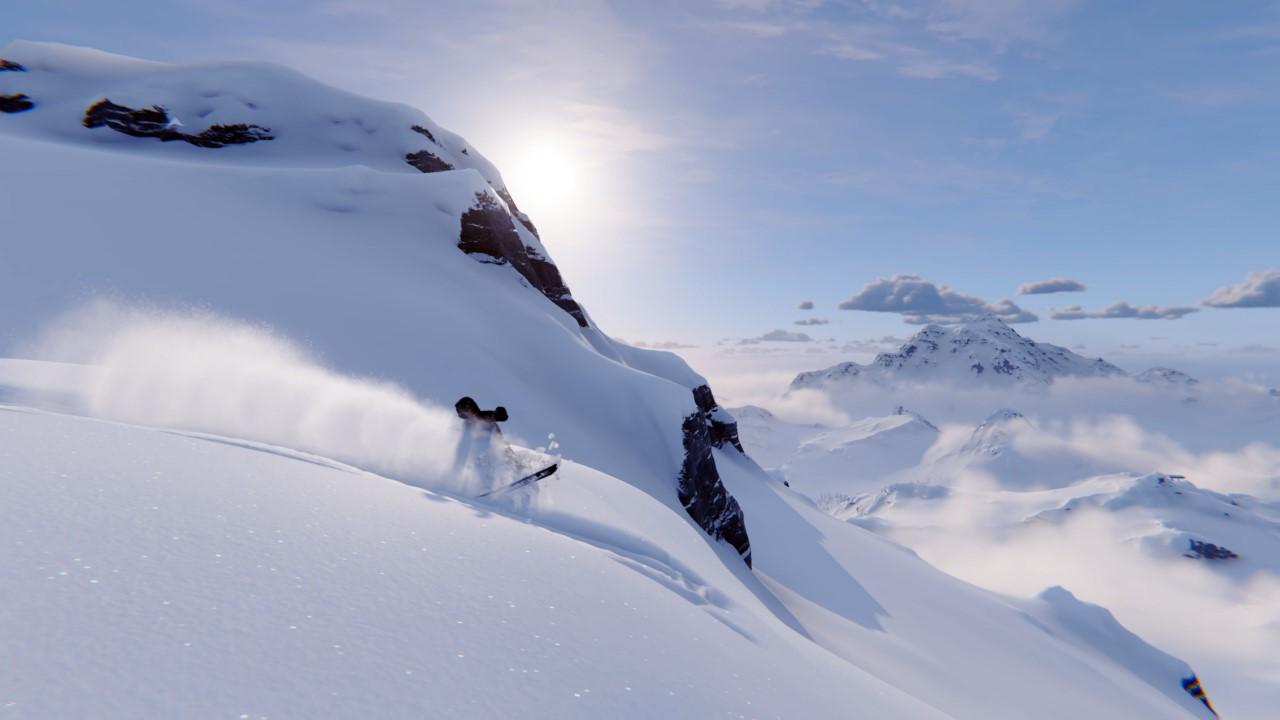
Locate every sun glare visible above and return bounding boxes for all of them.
[503,137,583,217]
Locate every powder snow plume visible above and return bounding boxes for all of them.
[21,301,498,495]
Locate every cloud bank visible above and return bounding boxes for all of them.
[1202,269,1280,308]
[839,274,1038,324]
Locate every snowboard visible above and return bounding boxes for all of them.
[475,463,559,498]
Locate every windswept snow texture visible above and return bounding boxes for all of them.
[0,41,1223,720]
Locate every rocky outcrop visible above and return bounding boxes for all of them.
[405,127,537,237]
[1185,539,1237,561]
[458,192,588,327]
[692,384,745,453]
[492,187,540,237]
[83,99,273,148]
[1181,675,1219,717]
[404,149,452,173]
[1,93,34,113]
[678,411,752,567]
[410,124,438,144]
[0,58,25,71]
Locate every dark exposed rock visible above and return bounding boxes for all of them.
[183,123,273,148]
[1184,539,1238,561]
[83,99,273,148]
[405,126,539,235]
[494,186,540,237]
[410,123,437,144]
[0,58,26,71]
[692,384,745,453]
[678,411,751,567]
[458,192,588,327]
[0,93,34,113]
[405,149,453,173]
[1181,674,1219,717]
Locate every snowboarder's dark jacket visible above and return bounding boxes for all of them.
[455,397,508,433]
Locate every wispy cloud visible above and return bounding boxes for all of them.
[1052,302,1199,321]
[1008,108,1062,141]
[739,329,815,344]
[1019,277,1086,295]
[628,339,698,349]
[921,0,1080,47]
[1241,344,1278,354]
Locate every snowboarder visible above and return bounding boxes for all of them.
[452,396,557,498]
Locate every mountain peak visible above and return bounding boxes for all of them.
[960,408,1032,456]
[1136,367,1199,387]
[792,318,1125,390]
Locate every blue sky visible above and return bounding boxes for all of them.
[5,1,1278,381]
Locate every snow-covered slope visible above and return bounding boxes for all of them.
[0,39,751,566]
[733,405,939,497]
[0,406,942,719]
[0,42,1224,719]
[792,317,1125,389]
[0,404,1218,719]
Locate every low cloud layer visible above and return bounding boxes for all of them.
[1018,277,1086,295]
[797,300,815,310]
[1052,302,1198,321]
[741,329,814,344]
[629,339,697,349]
[839,274,1038,324]
[840,335,908,353]
[1202,269,1280,308]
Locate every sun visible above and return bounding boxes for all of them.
[503,136,583,218]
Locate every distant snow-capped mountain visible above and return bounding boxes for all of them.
[1136,368,1200,387]
[731,404,939,496]
[792,317,1125,389]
